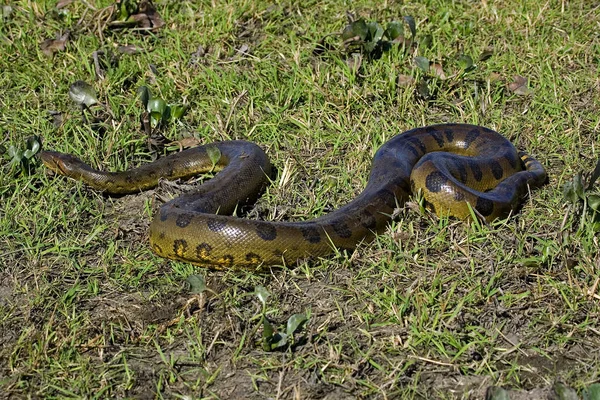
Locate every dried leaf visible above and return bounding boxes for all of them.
[489,72,502,82]
[430,63,446,79]
[508,75,532,95]
[345,53,362,73]
[167,137,200,151]
[40,32,70,57]
[397,74,415,86]
[108,0,164,31]
[117,45,143,54]
[56,0,75,8]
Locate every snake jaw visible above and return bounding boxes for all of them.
[40,151,84,179]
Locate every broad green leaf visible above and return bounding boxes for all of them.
[403,16,416,37]
[186,274,207,294]
[457,54,474,70]
[486,387,510,400]
[147,97,167,115]
[385,21,404,40]
[364,41,377,54]
[414,56,430,72]
[286,313,308,336]
[341,24,356,41]
[262,317,274,351]
[588,194,600,212]
[419,34,433,48]
[170,104,188,120]
[23,149,35,159]
[206,145,222,169]
[26,136,41,154]
[584,383,600,400]
[366,21,384,43]
[117,0,137,21]
[344,19,368,41]
[7,145,19,159]
[563,180,578,204]
[161,104,171,121]
[270,332,288,350]
[137,86,151,108]
[572,173,585,200]
[69,81,98,107]
[149,111,162,127]
[255,285,270,306]
[553,382,579,400]
[148,98,167,126]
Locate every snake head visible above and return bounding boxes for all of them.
[39,151,86,179]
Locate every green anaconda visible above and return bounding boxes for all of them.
[40,123,547,269]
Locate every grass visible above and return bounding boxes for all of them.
[1,0,600,398]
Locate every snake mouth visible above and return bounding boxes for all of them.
[40,151,72,176]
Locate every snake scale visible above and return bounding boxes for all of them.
[41,123,546,269]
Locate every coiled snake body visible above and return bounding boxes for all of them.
[41,124,546,269]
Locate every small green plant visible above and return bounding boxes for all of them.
[69,80,100,124]
[563,158,600,231]
[137,85,188,132]
[5,136,42,175]
[340,17,415,58]
[254,285,309,352]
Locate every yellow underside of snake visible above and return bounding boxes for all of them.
[40,124,546,269]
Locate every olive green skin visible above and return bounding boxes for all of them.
[40,124,547,269]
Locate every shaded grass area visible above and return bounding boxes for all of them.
[1,0,599,398]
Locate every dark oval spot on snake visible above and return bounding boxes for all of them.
[504,151,518,169]
[219,255,234,267]
[332,221,352,239]
[475,196,494,217]
[469,161,483,182]
[176,212,193,228]
[245,252,262,263]
[407,137,427,154]
[207,218,227,232]
[490,160,504,180]
[359,210,377,230]
[444,129,454,142]
[403,142,420,158]
[425,171,448,193]
[255,223,277,241]
[426,127,445,148]
[464,128,481,148]
[173,239,188,256]
[450,158,467,183]
[382,188,398,207]
[196,243,212,259]
[300,227,321,244]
